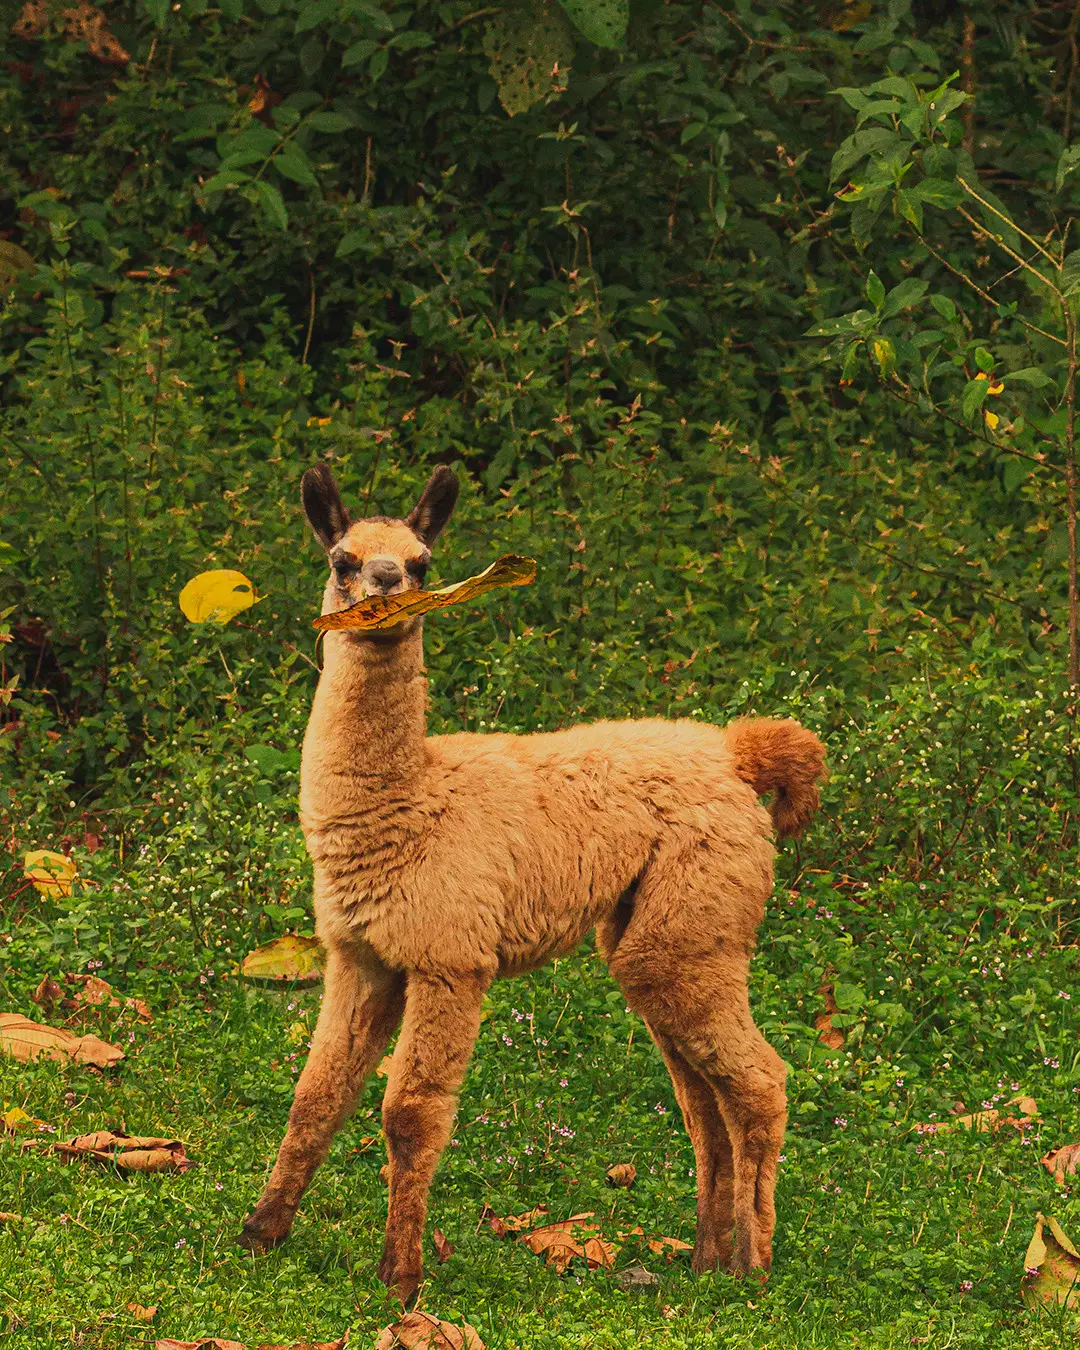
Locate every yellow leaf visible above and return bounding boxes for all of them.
[988,379,1004,395]
[2,1103,41,1132]
[240,934,324,984]
[178,570,257,624]
[985,410,999,430]
[315,554,536,633]
[23,850,76,898]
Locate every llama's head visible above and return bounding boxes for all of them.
[301,463,459,637]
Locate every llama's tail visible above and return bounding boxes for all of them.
[723,717,827,839]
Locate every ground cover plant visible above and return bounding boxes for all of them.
[2,0,1080,1346]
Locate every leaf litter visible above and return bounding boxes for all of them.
[0,1013,123,1068]
[156,1334,347,1350]
[50,1129,197,1173]
[373,1311,483,1350]
[1022,1213,1080,1310]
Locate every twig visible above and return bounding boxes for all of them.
[302,270,315,367]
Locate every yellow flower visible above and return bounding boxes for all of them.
[985,410,1000,430]
[975,372,1004,395]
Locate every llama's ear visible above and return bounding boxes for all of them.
[405,465,458,547]
[302,464,351,550]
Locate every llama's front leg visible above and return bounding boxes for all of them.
[239,949,405,1251]
[377,970,488,1304]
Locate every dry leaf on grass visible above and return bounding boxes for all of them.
[128,1303,158,1322]
[0,1212,22,1224]
[54,1130,196,1172]
[0,1013,123,1068]
[374,1311,483,1350]
[2,1102,44,1132]
[1041,1142,1080,1185]
[913,1095,1039,1137]
[67,974,151,1022]
[518,1213,615,1275]
[31,976,64,1010]
[606,1163,636,1188]
[314,554,536,633]
[1022,1213,1080,1310]
[647,1236,693,1261]
[376,1054,394,1077]
[23,849,77,898]
[481,1203,549,1237]
[240,936,324,984]
[433,1228,454,1263]
[156,1335,347,1350]
[814,982,844,1050]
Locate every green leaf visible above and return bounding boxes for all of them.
[200,169,252,192]
[1055,145,1080,192]
[962,377,990,421]
[246,179,288,229]
[370,47,389,81]
[833,981,867,1011]
[1008,367,1056,389]
[1061,250,1080,298]
[309,111,356,132]
[295,0,337,32]
[341,38,378,67]
[895,189,923,233]
[866,76,919,104]
[273,143,318,187]
[974,346,994,373]
[866,271,885,308]
[870,336,895,375]
[911,176,964,208]
[1002,458,1028,493]
[881,278,928,318]
[143,0,169,22]
[217,126,278,160]
[829,127,902,183]
[335,228,369,258]
[805,313,860,337]
[930,294,957,323]
[557,0,627,48]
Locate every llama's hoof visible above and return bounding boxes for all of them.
[377,1255,423,1306]
[236,1220,287,1254]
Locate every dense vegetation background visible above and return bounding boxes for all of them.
[2,1,1079,1347]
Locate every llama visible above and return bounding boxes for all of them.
[238,464,827,1302]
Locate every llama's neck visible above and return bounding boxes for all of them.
[300,626,429,822]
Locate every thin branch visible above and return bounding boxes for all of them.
[958,185,1062,274]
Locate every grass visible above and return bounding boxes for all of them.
[2,875,1079,1349]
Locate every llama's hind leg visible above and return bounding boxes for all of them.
[377,970,489,1304]
[239,948,405,1251]
[645,1022,735,1272]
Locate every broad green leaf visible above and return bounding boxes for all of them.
[833,982,866,1011]
[217,126,278,159]
[930,294,957,322]
[1008,367,1056,389]
[557,0,627,48]
[309,111,356,132]
[804,313,860,337]
[829,127,902,183]
[0,241,35,292]
[866,271,885,308]
[201,170,252,193]
[870,336,895,375]
[342,38,378,67]
[483,4,574,117]
[912,177,964,208]
[143,0,169,24]
[881,278,928,318]
[247,180,288,229]
[867,76,919,103]
[178,570,257,623]
[295,0,337,32]
[336,228,369,258]
[974,346,994,373]
[241,935,325,983]
[1061,249,1080,297]
[1002,458,1028,493]
[962,377,990,422]
[245,744,300,774]
[895,189,923,233]
[273,143,318,187]
[855,99,901,128]
[1056,144,1080,192]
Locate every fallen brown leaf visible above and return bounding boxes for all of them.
[54,1130,196,1173]
[0,1212,22,1223]
[481,1203,549,1238]
[0,1013,124,1068]
[814,982,844,1050]
[31,976,63,1010]
[374,1311,482,1350]
[155,1335,347,1350]
[606,1163,636,1188]
[128,1303,158,1322]
[1041,1142,1080,1186]
[647,1236,693,1261]
[376,1054,394,1077]
[518,1213,615,1275]
[913,1094,1039,1137]
[433,1228,454,1263]
[67,974,152,1023]
[1022,1212,1080,1310]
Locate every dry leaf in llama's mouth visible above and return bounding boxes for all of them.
[313,554,536,632]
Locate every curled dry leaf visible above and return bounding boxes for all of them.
[54,1130,196,1173]
[814,982,844,1051]
[374,1311,483,1350]
[31,976,64,1010]
[314,554,536,633]
[155,1336,347,1350]
[1042,1142,1080,1185]
[481,1203,549,1237]
[0,1013,124,1068]
[913,1095,1039,1137]
[518,1213,615,1275]
[178,569,257,625]
[67,974,152,1023]
[23,849,77,898]
[240,935,324,984]
[433,1227,454,1263]
[647,1236,693,1261]
[1022,1213,1080,1310]
[128,1303,158,1322]
[606,1163,637,1188]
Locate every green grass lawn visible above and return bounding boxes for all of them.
[2,880,1078,1349]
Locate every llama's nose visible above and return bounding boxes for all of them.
[362,558,403,594]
